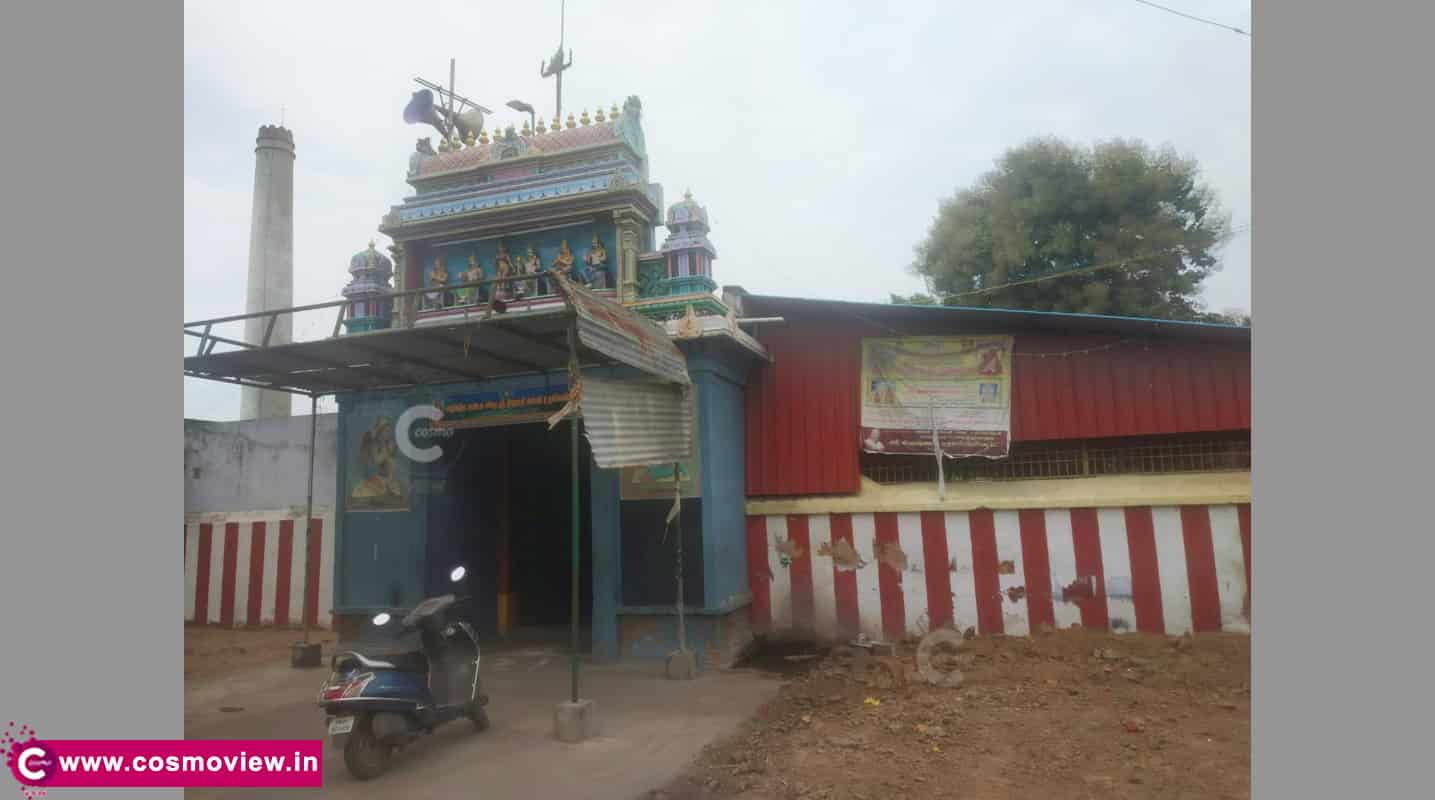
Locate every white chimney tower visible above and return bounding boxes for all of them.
[241,124,295,419]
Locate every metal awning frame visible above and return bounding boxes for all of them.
[184,269,692,708]
[184,271,673,400]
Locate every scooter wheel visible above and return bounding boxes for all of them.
[467,702,490,732]
[343,716,392,781]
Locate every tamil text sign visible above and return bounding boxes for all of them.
[859,335,1013,458]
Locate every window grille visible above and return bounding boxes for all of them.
[859,432,1251,485]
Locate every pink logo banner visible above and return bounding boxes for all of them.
[7,739,323,790]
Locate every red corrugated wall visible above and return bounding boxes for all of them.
[1010,333,1251,441]
[745,327,1250,497]
[745,324,864,496]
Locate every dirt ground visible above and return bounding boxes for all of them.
[184,624,337,681]
[652,629,1250,800]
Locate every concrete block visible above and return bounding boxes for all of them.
[290,642,322,668]
[554,699,598,742]
[666,648,697,680]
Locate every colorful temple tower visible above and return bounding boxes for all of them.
[326,88,768,669]
[377,97,660,326]
[340,241,394,333]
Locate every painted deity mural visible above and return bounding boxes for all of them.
[348,414,409,512]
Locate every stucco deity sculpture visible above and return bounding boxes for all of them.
[493,242,515,300]
[426,256,449,309]
[583,233,609,289]
[551,239,576,277]
[457,254,483,305]
[523,244,546,296]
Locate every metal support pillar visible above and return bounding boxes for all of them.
[302,394,318,639]
[568,320,581,704]
[291,394,323,668]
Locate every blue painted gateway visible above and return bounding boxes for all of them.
[328,94,769,668]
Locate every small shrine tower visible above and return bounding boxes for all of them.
[630,189,728,319]
[341,241,394,333]
[661,191,717,283]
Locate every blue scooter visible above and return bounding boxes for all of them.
[318,565,489,780]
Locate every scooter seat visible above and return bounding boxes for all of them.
[386,651,430,674]
[337,650,429,674]
[345,652,396,669]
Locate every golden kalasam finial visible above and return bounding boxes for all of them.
[552,114,562,131]
[610,102,620,121]
[438,137,451,153]
[522,118,532,136]
[478,128,490,145]
[580,109,591,126]
[594,106,606,123]
[536,117,548,134]
[464,129,476,148]
[566,113,576,129]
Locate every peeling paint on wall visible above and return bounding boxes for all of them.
[748,504,1251,640]
[774,537,804,561]
[1061,576,1097,603]
[875,541,908,573]
[818,538,866,571]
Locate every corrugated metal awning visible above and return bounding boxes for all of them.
[183,271,690,396]
[553,272,689,387]
[572,376,692,469]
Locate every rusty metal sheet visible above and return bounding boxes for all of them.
[552,272,690,386]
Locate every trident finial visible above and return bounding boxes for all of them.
[539,0,575,120]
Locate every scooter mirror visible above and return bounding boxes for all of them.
[372,612,391,626]
[449,565,467,583]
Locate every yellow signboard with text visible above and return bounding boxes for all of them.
[859,335,1013,458]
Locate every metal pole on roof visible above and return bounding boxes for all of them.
[302,394,318,642]
[567,318,581,704]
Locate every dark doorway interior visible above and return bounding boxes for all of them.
[441,421,593,648]
[504,422,593,628]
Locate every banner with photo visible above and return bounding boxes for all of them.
[859,335,1014,458]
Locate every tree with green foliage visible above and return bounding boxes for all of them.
[889,292,938,305]
[1202,307,1251,327]
[909,137,1234,320]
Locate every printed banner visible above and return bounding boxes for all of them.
[859,335,1013,458]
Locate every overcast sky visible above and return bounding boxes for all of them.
[184,0,1251,421]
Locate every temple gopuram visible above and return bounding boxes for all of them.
[331,91,767,667]
[352,97,739,334]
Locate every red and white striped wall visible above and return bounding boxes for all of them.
[746,505,1251,641]
[183,514,334,629]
